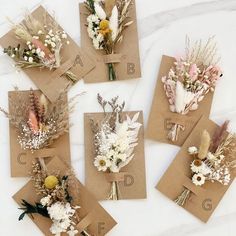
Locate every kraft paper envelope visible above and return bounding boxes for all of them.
[0,6,95,102]
[8,90,71,177]
[84,111,147,200]
[157,116,235,222]
[146,55,214,146]
[79,0,141,83]
[13,156,117,236]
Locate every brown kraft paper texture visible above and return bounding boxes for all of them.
[13,156,117,236]
[8,90,71,177]
[146,55,214,146]
[84,111,147,200]
[0,6,95,102]
[79,0,141,83]
[157,116,235,222]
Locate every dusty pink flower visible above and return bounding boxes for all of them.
[189,64,198,81]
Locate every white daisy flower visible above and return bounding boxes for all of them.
[192,173,206,186]
[191,159,212,175]
[94,155,111,171]
[190,159,204,173]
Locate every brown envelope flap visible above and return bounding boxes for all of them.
[105,172,129,182]
[51,59,75,79]
[31,148,57,158]
[13,156,116,235]
[0,6,95,102]
[162,112,198,128]
[103,54,123,64]
[158,164,207,198]
[76,210,95,233]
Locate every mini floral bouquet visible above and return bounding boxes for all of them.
[0,89,77,152]
[90,94,142,200]
[162,37,223,142]
[18,158,90,236]
[84,0,133,81]
[175,121,236,206]
[3,11,77,83]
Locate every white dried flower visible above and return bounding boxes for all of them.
[109,5,118,41]
[40,195,51,206]
[188,146,198,154]
[190,159,204,173]
[61,33,67,39]
[94,2,106,20]
[51,42,56,48]
[94,155,111,171]
[48,202,76,235]
[28,57,33,63]
[192,173,206,186]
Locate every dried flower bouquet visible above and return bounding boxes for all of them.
[84,0,133,81]
[18,158,90,236]
[162,37,223,142]
[0,89,77,152]
[90,94,142,200]
[175,121,236,206]
[3,11,78,83]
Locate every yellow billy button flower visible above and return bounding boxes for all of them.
[44,175,59,189]
[99,20,111,35]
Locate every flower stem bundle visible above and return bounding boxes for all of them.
[0,89,77,152]
[19,159,91,236]
[3,12,77,83]
[175,122,236,206]
[90,94,142,200]
[85,0,133,81]
[162,37,223,142]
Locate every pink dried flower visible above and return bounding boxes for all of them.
[189,64,198,81]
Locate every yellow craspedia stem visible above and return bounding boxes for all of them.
[44,175,59,189]
[100,20,110,30]
[99,20,111,35]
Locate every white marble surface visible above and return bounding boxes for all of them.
[0,0,236,235]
